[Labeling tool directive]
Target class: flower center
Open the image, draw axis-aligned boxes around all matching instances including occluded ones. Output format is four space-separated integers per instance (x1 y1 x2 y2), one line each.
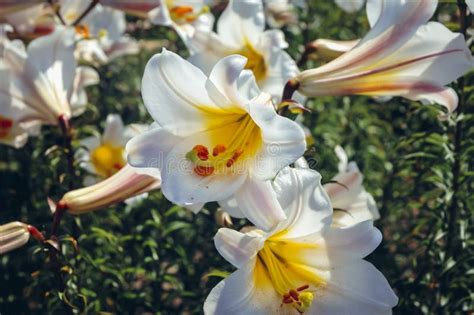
90 143 126 178
75 24 91 39
0 116 13 139
168 1 210 25
236 43 267 82
254 232 325 313
185 114 261 177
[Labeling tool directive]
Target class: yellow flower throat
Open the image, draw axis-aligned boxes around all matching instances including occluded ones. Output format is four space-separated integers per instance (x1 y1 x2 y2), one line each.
236 43 267 82
185 114 261 177
254 231 325 313
90 143 126 178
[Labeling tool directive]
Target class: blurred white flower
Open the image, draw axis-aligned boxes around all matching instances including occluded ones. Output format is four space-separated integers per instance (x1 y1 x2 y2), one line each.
188 0 299 100
335 0 366 13
264 0 300 28
0 0 42 15
76 114 147 184
324 146 380 227
126 50 306 230
295 0 474 117
60 0 139 64
0 3 55 39
148 0 214 47
204 167 397 314
0 25 98 147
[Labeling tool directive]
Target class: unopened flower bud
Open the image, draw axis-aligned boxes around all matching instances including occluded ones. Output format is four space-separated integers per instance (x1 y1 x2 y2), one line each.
59 165 161 215
0 222 30 255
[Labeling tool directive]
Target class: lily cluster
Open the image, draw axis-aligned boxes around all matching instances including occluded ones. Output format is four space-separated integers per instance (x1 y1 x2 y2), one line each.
0 0 473 314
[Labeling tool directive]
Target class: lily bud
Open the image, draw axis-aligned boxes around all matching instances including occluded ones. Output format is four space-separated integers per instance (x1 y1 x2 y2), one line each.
0 221 30 254
59 165 161 215
214 209 233 227
305 39 359 62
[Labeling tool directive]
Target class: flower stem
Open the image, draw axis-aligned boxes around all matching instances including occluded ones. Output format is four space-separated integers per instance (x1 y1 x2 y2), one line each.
446 0 468 260
72 0 100 26
47 0 67 25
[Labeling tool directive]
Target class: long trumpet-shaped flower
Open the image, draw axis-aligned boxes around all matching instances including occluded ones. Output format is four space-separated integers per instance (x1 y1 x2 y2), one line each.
58 164 161 215
204 167 397 314
188 0 299 100
126 50 306 231
0 25 98 147
0 221 44 255
294 0 474 117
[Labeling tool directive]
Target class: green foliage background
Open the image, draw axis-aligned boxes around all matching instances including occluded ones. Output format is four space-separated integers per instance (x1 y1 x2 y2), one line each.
0 1 473 314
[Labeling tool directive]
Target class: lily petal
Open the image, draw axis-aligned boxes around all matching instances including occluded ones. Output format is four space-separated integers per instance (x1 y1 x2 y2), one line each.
141 49 236 136
318 260 398 314
233 176 287 231
217 0 265 48
248 93 306 180
214 228 263 268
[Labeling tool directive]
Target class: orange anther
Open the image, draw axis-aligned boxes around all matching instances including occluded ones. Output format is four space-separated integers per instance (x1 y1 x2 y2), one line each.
282 296 293 304
297 284 309 291
194 165 214 177
170 5 194 16
75 25 90 38
226 149 243 167
193 145 209 161
212 144 226 156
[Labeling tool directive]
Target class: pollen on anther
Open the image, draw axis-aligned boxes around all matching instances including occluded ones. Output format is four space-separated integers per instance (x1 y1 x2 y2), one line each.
226 149 243 167
212 144 226 156
194 165 214 177
193 145 209 161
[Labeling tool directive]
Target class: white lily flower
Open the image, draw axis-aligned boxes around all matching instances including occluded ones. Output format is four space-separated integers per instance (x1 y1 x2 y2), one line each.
76 114 147 184
295 0 474 117
148 0 214 47
335 0 366 13
60 0 139 64
0 3 55 39
264 0 300 28
188 0 299 100
204 167 398 314
0 24 95 147
126 49 306 231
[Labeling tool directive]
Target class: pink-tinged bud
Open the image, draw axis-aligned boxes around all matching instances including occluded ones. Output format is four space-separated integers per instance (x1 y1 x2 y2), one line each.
306 39 359 62
214 209 233 227
60 165 161 215
0 0 42 15
0 221 30 254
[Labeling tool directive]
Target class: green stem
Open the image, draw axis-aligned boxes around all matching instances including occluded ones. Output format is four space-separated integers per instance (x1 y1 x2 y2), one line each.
446 0 467 259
